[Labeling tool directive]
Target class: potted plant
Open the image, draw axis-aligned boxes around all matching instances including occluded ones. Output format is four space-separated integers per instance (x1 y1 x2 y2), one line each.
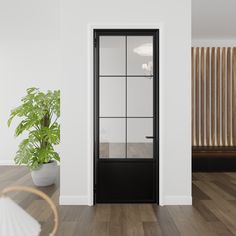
8 87 60 186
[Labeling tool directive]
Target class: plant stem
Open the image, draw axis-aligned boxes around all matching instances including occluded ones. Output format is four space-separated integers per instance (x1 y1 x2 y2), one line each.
41 112 50 149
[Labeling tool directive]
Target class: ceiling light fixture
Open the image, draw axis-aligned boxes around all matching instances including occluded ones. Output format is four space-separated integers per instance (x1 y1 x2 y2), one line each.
134 43 153 78
133 43 153 57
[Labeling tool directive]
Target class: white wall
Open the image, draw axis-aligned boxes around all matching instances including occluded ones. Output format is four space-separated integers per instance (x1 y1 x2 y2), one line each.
192 39 236 47
0 0 61 165
192 0 236 40
60 0 191 205
0 0 192 205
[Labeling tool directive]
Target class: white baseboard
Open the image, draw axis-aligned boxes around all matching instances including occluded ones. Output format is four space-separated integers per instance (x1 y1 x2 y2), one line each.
0 160 16 165
162 196 192 205
59 195 89 205
59 195 192 206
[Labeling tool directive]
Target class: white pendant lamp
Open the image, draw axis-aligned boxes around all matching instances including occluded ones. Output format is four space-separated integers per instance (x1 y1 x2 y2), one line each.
0 197 41 236
0 186 58 236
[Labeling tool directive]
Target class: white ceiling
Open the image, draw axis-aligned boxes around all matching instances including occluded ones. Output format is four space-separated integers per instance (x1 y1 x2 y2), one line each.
192 0 236 39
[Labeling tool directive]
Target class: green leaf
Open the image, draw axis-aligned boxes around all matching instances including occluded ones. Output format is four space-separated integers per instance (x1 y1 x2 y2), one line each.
9 87 61 169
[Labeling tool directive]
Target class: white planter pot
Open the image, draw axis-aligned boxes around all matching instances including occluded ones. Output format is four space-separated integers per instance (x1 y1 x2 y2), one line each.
31 161 57 187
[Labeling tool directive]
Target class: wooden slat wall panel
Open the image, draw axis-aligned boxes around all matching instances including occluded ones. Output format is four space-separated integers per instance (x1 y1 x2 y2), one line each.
192 47 236 147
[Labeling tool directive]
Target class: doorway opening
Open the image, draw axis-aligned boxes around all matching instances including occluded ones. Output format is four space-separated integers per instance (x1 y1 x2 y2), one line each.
94 29 159 203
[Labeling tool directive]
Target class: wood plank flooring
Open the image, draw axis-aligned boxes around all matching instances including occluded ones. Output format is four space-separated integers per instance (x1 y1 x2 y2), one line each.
0 166 236 236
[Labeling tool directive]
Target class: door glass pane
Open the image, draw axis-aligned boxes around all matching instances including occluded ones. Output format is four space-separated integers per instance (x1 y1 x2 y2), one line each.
100 77 125 117
100 36 125 75
98 34 154 160
127 118 153 158
127 36 153 76
100 118 125 158
127 77 153 117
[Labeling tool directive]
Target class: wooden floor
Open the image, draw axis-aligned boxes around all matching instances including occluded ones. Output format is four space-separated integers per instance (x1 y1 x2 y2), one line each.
1 167 236 235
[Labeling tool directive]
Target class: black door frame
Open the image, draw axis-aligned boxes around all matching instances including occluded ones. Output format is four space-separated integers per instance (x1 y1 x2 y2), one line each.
93 29 159 204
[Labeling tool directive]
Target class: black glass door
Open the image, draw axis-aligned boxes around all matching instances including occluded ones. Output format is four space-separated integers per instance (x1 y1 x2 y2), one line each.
94 29 159 203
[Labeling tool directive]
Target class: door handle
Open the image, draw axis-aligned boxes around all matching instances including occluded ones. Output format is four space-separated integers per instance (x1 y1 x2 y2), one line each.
145 136 155 139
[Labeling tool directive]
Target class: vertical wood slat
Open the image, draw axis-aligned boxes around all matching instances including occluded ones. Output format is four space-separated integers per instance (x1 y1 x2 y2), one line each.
195 48 200 146
206 48 210 146
211 48 216 146
227 48 232 146
216 48 221 146
201 48 205 145
192 48 196 146
233 48 236 145
222 48 226 146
